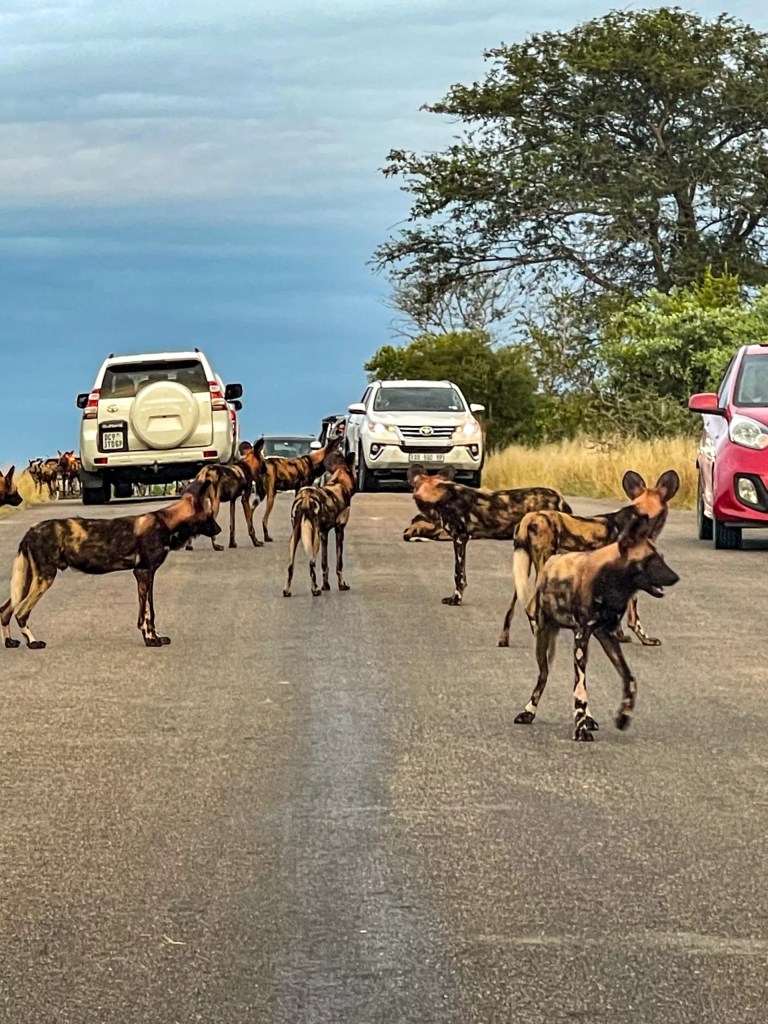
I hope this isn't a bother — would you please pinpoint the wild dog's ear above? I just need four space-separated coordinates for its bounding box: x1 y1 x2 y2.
238 440 253 455
618 513 653 555
655 469 680 502
324 436 340 455
622 470 647 499
438 467 456 482
253 438 265 455
5 466 15 485
407 465 426 488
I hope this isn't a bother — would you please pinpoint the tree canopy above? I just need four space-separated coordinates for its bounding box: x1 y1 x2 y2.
374 7 768 315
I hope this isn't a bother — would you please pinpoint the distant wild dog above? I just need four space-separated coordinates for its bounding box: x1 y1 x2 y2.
0 466 22 508
261 437 340 543
58 451 81 498
26 459 44 494
38 458 61 499
185 439 268 551
403 513 451 542
513 515 680 742
408 466 572 606
283 451 356 597
498 470 680 647
1 479 220 650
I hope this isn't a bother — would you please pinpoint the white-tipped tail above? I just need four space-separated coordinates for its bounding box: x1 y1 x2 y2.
10 552 29 611
301 516 315 559
512 545 533 606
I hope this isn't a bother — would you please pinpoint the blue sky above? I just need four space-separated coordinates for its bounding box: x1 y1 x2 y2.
1 1 767 465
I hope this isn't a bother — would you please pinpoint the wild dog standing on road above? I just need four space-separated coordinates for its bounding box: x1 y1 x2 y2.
185 439 268 551
408 467 572 606
1 479 220 649
498 470 680 647
283 451 355 597
261 437 340 543
26 459 44 494
513 515 680 741
38 458 60 499
403 513 451 542
0 466 22 508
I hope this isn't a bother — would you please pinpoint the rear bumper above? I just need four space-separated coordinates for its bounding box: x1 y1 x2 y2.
80 447 222 484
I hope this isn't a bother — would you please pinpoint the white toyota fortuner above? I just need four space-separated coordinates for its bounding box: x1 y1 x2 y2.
77 349 243 504
345 379 485 491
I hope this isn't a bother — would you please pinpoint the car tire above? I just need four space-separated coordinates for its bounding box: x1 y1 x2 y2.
714 517 741 550
114 482 133 500
468 471 482 488
356 446 376 493
82 478 111 505
696 477 713 541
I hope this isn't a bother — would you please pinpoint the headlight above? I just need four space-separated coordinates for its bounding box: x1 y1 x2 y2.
729 415 768 450
369 421 395 436
456 420 481 438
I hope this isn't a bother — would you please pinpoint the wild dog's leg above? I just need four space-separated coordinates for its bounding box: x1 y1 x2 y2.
261 484 276 542
498 590 517 647
572 628 596 741
0 598 19 648
442 530 468 606
309 529 322 597
134 568 170 646
626 595 661 646
184 538 194 551
321 532 330 590
241 493 263 547
594 627 638 731
282 519 301 597
335 524 350 591
12 574 55 650
514 626 557 724
228 498 238 549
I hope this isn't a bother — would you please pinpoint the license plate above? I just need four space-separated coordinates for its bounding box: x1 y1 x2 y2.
102 431 125 451
409 452 444 462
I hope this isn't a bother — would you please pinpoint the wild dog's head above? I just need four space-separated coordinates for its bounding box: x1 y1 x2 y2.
0 466 22 507
407 465 455 505
169 479 222 543
325 450 356 493
615 514 680 598
319 436 341 465
240 437 267 476
621 469 680 534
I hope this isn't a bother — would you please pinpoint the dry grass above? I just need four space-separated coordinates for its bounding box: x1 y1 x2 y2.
482 435 697 510
0 470 51 519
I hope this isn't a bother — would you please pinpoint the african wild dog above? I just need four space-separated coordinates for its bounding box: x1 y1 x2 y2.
57 451 80 498
38 458 60 499
1 479 220 649
261 437 340 543
0 466 22 508
26 459 44 494
283 451 355 597
403 513 451 542
498 470 680 647
513 514 680 742
185 439 268 551
408 467 572 606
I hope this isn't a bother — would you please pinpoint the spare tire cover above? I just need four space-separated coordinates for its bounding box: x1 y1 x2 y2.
129 380 200 450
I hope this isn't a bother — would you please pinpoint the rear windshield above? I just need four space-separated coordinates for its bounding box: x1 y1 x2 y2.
734 354 768 407
373 387 464 413
101 359 208 399
263 438 313 458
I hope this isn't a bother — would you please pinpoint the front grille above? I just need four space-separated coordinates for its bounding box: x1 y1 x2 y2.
399 425 455 439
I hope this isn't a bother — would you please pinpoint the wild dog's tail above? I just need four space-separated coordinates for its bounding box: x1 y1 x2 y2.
558 494 573 514
10 548 32 611
512 542 533 607
292 488 320 558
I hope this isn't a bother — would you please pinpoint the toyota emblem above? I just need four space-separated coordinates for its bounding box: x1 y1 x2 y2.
419 425 433 436
107 404 118 413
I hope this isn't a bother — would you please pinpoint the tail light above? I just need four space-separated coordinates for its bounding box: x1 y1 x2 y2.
209 381 227 412
82 389 100 420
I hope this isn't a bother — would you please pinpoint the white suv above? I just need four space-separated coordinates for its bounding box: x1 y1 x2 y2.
77 350 243 504
345 379 485 491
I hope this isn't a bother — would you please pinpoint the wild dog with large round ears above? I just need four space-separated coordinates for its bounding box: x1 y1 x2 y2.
514 514 680 742
1 479 220 650
0 466 22 508
185 439 268 551
407 466 571 606
498 469 680 647
260 436 341 543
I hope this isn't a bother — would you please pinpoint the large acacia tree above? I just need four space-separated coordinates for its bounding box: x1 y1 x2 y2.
374 8 768 309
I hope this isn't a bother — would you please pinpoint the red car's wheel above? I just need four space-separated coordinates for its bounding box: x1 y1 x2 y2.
696 476 713 541
714 517 742 550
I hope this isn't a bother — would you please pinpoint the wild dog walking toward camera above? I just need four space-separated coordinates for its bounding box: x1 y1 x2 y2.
1 479 220 649
408 467 572 606
185 439 268 551
513 515 680 741
261 437 340 543
283 451 355 597
498 470 680 647
0 466 22 508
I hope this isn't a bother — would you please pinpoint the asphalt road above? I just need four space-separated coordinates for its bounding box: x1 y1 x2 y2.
1 490 767 1023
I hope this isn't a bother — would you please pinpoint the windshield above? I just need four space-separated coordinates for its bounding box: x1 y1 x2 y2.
263 438 313 458
102 359 208 398
373 387 465 413
734 354 768 407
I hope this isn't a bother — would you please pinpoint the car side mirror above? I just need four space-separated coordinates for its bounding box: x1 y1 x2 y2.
309 440 321 451
225 383 243 401
76 393 89 409
230 399 243 412
469 403 485 414
348 403 366 415
688 393 724 415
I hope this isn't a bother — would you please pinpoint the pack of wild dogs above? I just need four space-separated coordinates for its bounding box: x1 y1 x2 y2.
0 446 681 743
26 453 82 499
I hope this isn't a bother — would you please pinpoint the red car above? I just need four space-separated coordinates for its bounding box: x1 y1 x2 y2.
689 344 768 549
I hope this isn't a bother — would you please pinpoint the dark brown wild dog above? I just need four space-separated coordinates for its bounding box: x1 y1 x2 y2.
403 513 451 542
261 437 340 542
185 439 268 551
513 515 680 742
498 469 680 647
1 479 220 649
0 466 22 508
283 451 355 597
408 466 572 606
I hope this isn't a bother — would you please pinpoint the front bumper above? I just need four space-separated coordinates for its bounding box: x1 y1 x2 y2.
362 439 483 479
712 444 768 526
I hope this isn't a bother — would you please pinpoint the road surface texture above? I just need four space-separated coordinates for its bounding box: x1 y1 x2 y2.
0 490 766 1024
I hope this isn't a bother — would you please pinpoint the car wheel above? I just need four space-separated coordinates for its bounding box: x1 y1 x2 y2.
714 517 741 550
696 477 713 540
82 478 110 505
356 446 376 493
468 470 482 488
114 481 133 499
